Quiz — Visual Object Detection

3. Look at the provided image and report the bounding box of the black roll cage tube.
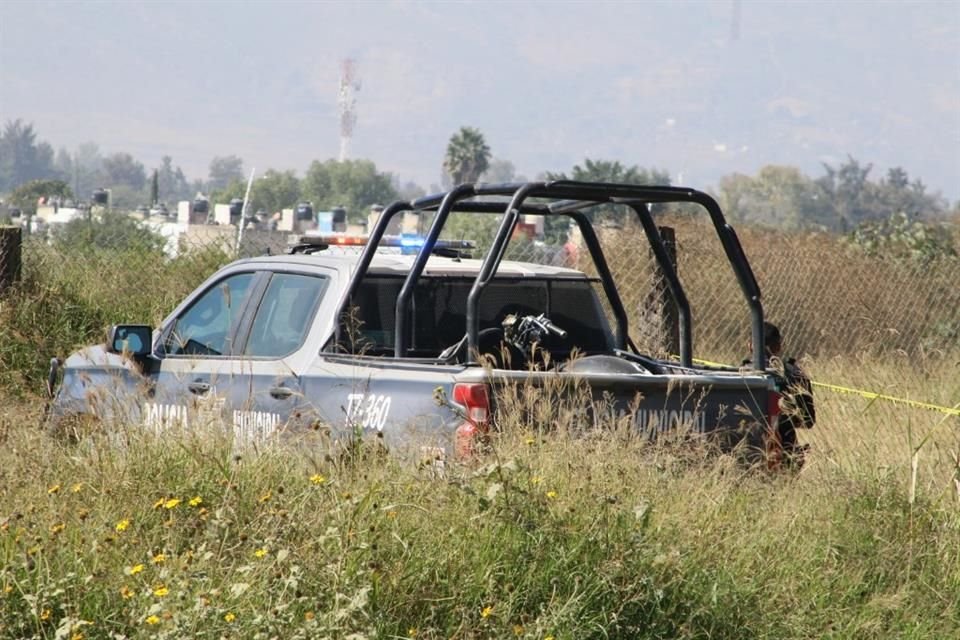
[329,180,766,370]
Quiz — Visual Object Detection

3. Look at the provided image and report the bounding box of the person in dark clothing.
[746,321,816,468]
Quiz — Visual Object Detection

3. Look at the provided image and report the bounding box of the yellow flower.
[546,490,558,499]
[120,585,134,599]
[71,483,83,493]
[258,491,272,503]
[224,612,236,623]
[152,553,166,565]
[513,624,525,636]
[163,498,181,510]
[40,608,52,621]
[115,519,130,533]
[48,484,61,495]
[481,605,493,618]
[545,636,555,640]
[387,511,398,519]
[128,563,144,575]
[153,497,165,509]
[3,585,13,594]
[407,628,417,637]
[254,547,268,558]
[50,523,65,534]
[145,614,160,625]
[71,633,84,640]
[531,476,542,485]
[305,611,316,621]
[188,496,203,507]
[153,585,169,597]
[310,473,325,485]
[525,436,535,445]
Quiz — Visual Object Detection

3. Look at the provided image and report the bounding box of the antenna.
[338,58,361,161]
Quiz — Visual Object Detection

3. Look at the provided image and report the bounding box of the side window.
[164,273,255,356]
[243,273,327,358]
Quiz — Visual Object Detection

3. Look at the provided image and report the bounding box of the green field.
[2,230,959,639]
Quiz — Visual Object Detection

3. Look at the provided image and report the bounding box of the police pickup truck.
[47,181,783,463]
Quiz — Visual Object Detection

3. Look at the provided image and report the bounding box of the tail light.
[767,389,781,425]
[766,389,783,470]
[452,383,490,459]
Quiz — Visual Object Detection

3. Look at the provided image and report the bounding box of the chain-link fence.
[587,214,960,364]
[5,207,959,365]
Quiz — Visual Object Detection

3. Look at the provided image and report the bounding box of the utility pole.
[235,167,256,255]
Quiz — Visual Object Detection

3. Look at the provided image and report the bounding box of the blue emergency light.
[290,233,475,256]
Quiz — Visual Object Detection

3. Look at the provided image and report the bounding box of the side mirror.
[107,324,153,357]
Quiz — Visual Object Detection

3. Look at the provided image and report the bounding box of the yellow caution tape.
[807,381,960,416]
[686,356,960,418]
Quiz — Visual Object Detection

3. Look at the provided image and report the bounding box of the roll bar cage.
[330,181,767,369]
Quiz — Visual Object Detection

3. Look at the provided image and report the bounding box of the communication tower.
[338,58,361,161]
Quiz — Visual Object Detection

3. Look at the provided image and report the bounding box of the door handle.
[187,381,211,395]
[269,385,294,399]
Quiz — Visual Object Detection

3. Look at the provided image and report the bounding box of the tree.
[847,212,957,262]
[156,156,191,203]
[254,170,301,215]
[300,159,397,221]
[8,179,73,217]
[52,210,167,255]
[54,148,74,185]
[717,165,828,230]
[150,169,159,205]
[0,119,57,192]
[208,155,245,192]
[874,166,947,221]
[102,152,147,191]
[716,159,949,232]
[70,143,105,201]
[106,185,146,210]
[443,127,491,186]
[209,179,247,214]
[816,156,879,230]
[214,169,303,217]
[543,158,672,238]
[548,158,670,187]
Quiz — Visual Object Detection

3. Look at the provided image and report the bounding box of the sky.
[1,0,958,200]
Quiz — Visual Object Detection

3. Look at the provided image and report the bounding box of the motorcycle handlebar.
[531,314,568,339]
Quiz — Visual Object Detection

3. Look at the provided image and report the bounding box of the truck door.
[149,271,260,432]
[232,270,329,443]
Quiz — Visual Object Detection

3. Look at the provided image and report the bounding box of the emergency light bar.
[288,233,475,255]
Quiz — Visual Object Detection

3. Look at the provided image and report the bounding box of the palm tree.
[443,127,491,186]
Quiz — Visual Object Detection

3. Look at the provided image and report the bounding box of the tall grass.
[1,220,959,638]
[0,241,228,394]
[2,397,958,639]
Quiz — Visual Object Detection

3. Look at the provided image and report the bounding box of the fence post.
[0,225,22,295]
[636,225,679,357]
